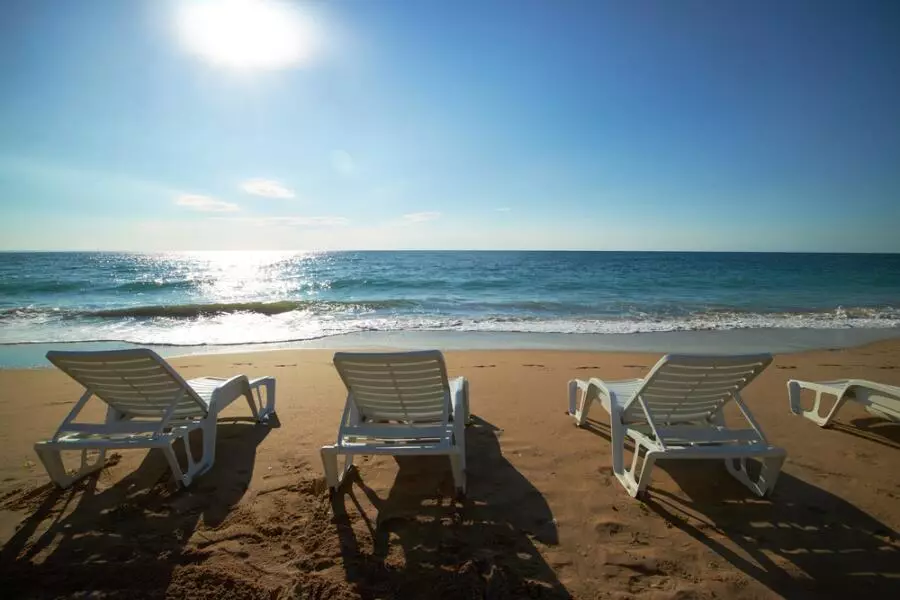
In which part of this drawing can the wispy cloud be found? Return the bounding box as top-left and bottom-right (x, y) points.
(402, 211), (442, 223)
(214, 215), (349, 227)
(241, 179), (295, 199)
(495, 207), (511, 212)
(175, 194), (239, 212)
(330, 150), (356, 177)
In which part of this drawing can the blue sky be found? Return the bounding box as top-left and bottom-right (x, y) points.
(0, 0), (898, 252)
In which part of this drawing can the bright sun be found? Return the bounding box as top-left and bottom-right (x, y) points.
(176, 0), (317, 70)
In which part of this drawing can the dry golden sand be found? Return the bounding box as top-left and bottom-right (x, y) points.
(0, 342), (899, 598)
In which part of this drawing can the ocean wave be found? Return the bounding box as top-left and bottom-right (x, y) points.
(1, 306), (898, 347)
(109, 279), (208, 293)
(0, 299), (418, 320)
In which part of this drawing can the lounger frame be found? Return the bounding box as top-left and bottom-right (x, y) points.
(787, 378), (900, 427)
(34, 349), (275, 488)
(321, 351), (469, 495)
(568, 354), (785, 498)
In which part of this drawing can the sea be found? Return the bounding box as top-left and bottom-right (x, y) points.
(2, 251), (899, 367)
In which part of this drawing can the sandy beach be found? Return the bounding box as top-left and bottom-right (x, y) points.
(1, 341), (898, 598)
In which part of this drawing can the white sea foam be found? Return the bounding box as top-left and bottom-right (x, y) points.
(1, 306), (899, 347)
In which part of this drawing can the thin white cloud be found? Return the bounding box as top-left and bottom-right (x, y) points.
(241, 179), (295, 199)
(330, 150), (356, 177)
(495, 207), (511, 212)
(402, 211), (442, 223)
(214, 215), (349, 227)
(175, 194), (239, 212)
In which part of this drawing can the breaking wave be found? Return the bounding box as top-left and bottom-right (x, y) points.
(1, 305), (898, 347)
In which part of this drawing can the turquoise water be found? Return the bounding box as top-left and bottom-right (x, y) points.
(1, 251), (899, 349)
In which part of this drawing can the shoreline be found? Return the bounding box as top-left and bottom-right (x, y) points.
(2, 326), (900, 369)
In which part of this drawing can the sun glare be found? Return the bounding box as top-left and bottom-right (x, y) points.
(176, 0), (317, 70)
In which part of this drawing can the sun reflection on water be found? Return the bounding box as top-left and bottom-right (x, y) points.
(145, 250), (328, 304)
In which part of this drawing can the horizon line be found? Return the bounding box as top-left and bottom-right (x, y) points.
(0, 249), (898, 255)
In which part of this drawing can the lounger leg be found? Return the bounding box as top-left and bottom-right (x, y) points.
(609, 420), (643, 496)
(567, 380), (579, 417)
(196, 419), (218, 477)
(758, 455), (785, 495)
(250, 377), (276, 422)
(788, 381), (845, 427)
(460, 378), (470, 425)
(449, 451), (466, 496)
(34, 445), (102, 489)
(162, 438), (191, 487)
(725, 457), (750, 493)
(614, 436), (658, 498)
(724, 453), (785, 497)
(572, 382), (593, 427)
(33, 446), (72, 488)
(817, 395), (847, 428)
(321, 446), (353, 491)
(633, 449), (660, 497)
(33, 444), (107, 490)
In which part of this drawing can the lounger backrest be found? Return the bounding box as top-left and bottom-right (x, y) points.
(46, 349), (207, 419)
(625, 353), (772, 424)
(333, 351), (451, 424)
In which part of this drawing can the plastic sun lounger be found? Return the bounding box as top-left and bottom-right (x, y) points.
(321, 350), (469, 496)
(567, 353), (785, 498)
(787, 378), (900, 427)
(34, 349), (276, 489)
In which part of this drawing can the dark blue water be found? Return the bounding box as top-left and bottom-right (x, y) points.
(1, 251), (899, 346)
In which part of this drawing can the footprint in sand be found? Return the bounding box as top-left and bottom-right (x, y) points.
(623, 365), (648, 369)
(523, 363), (545, 368)
(274, 364), (297, 368)
(593, 517), (624, 536)
(776, 365), (797, 370)
(575, 366), (600, 370)
(473, 364), (496, 368)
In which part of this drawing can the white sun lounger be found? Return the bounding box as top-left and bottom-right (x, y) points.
(787, 378), (900, 427)
(567, 354), (785, 498)
(321, 350), (469, 496)
(34, 349), (276, 489)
